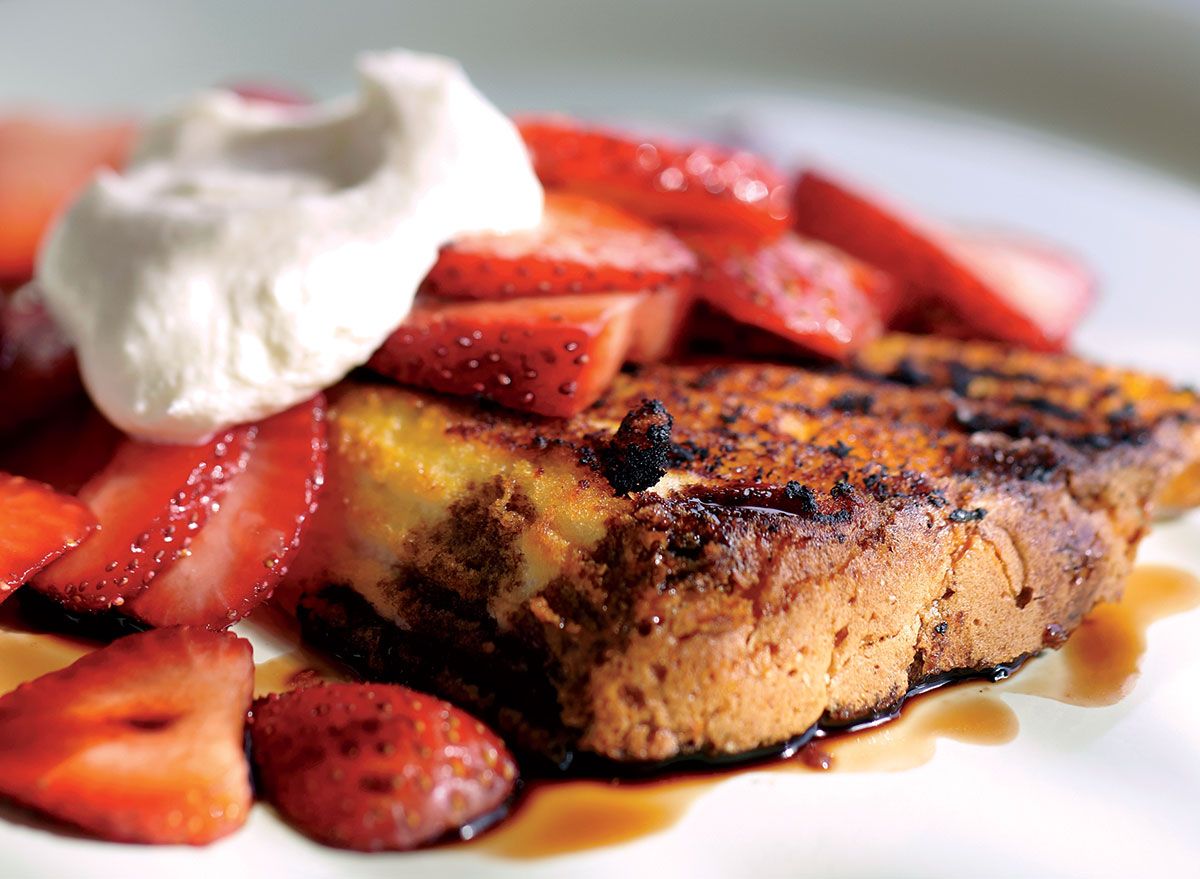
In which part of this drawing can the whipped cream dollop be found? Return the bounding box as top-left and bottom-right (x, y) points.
(37, 50), (543, 443)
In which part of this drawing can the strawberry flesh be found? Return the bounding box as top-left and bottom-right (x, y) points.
(518, 117), (790, 238)
(0, 285), (83, 437)
(626, 283), (694, 362)
(370, 293), (644, 417)
(225, 82), (309, 106)
(32, 427), (252, 612)
(422, 192), (696, 300)
(687, 231), (888, 359)
(791, 171), (1062, 350)
(250, 682), (517, 851)
(0, 473), (96, 600)
(0, 627), (253, 845)
(0, 115), (134, 283)
(941, 229), (1095, 349)
(125, 397), (326, 629)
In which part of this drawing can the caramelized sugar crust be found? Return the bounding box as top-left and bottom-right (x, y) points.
(294, 334), (1200, 762)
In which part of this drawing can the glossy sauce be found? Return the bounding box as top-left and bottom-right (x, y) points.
(0, 598), (347, 698)
(253, 650), (345, 697)
(483, 564), (1200, 858)
(0, 601), (94, 694)
(483, 778), (704, 858)
(0, 566), (1195, 859)
(1007, 564), (1200, 706)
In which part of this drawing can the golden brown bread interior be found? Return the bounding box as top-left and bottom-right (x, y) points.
(291, 334), (1200, 763)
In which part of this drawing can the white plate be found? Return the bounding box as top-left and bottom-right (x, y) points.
(2, 2), (1199, 877)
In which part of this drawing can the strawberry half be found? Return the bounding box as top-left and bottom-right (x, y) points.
(370, 293), (645, 417)
(686, 231), (889, 360)
(1, 285), (82, 437)
(125, 397), (326, 629)
(225, 82), (309, 106)
(791, 171), (1063, 350)
(518, 117), (790, 238)
(626, 282), (694, 362)
(250, 682), (517, 851)
(32, 427), (252, 612)
(0, 115), (135, 283)
(422, 192), (696, 300)
(942, 229), (1095, 348)
(0, 473), (96, 601)
(0, 627), (253, 845)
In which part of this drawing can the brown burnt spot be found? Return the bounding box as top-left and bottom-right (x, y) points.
(1042, 623), (1069, 648)
(958, 440), (1062, 483)
(827, 392), (874, 415)
(600, 399), (675, 495)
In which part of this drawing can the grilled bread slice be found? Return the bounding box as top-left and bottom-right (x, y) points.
(292, 334), (1200, 763)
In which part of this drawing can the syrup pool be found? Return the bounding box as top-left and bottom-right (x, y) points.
(0, 565), (1196, 859)
(481, 564), (1200, 859)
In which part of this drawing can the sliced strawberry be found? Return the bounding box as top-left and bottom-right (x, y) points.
(0, 627), (253, 845)
(791, 171), (1062, 351)
(0, 474), (96, 601)
(0, 116), (135, 283)
(225, 82), (309, 106)
(942, 229), (1095, 348)
(686, 231), (888, 360)
(370, 293), (643, 417)
(627, 283), (694, 362)
(0, 285), (83, 437)
(251, 682), (517, 851)
(0, 400), (122, 495)
(31, 428), (252, 612)
(125, 397), (326, 630)
(422, 192), (696, 300)
(518, 117), (790, 237)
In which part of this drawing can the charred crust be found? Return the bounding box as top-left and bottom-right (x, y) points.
(311, 332), (1200, 763)
(830, 478), (854, 500)
(887, 358), (933, 387)
(783, 481), (820, 516)
(827, 440), (853, 458)
(601, 399), (675, 495)
(827, 392), (874, 414)
(1012, 395), (1083, 421)
(668, 439), (710, 465)
(948, 362), (978, 397)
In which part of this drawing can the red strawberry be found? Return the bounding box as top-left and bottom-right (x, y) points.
(942, 229), (1095, 348)
(0, 473), (96, 601)
(0, 285), (82, 437)
(686, 231), (889, 360)
(0, 400), (123, 495)
(125, 397), (326, 629)
(250, 682), (517, 851)
(0, 116), (135, 283)
(225, 82), (309, 106)
(370, 293), (644, 417)
(518, 117), (790, 237)
(627, 282), (694, 362)
(32, 427), (252, 612)
(0, 626), (253, 845)
(422, 192), (696, 300)
(791, 171), (1062, 350)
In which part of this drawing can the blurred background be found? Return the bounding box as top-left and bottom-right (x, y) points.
(2, 0), (1199, 181)
(2, 0), (1198, 374)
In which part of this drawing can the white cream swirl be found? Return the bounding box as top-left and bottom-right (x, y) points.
(38, 50), (543, 443)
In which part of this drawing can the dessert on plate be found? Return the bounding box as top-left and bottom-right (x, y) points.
(0, 49), (1196, 851)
